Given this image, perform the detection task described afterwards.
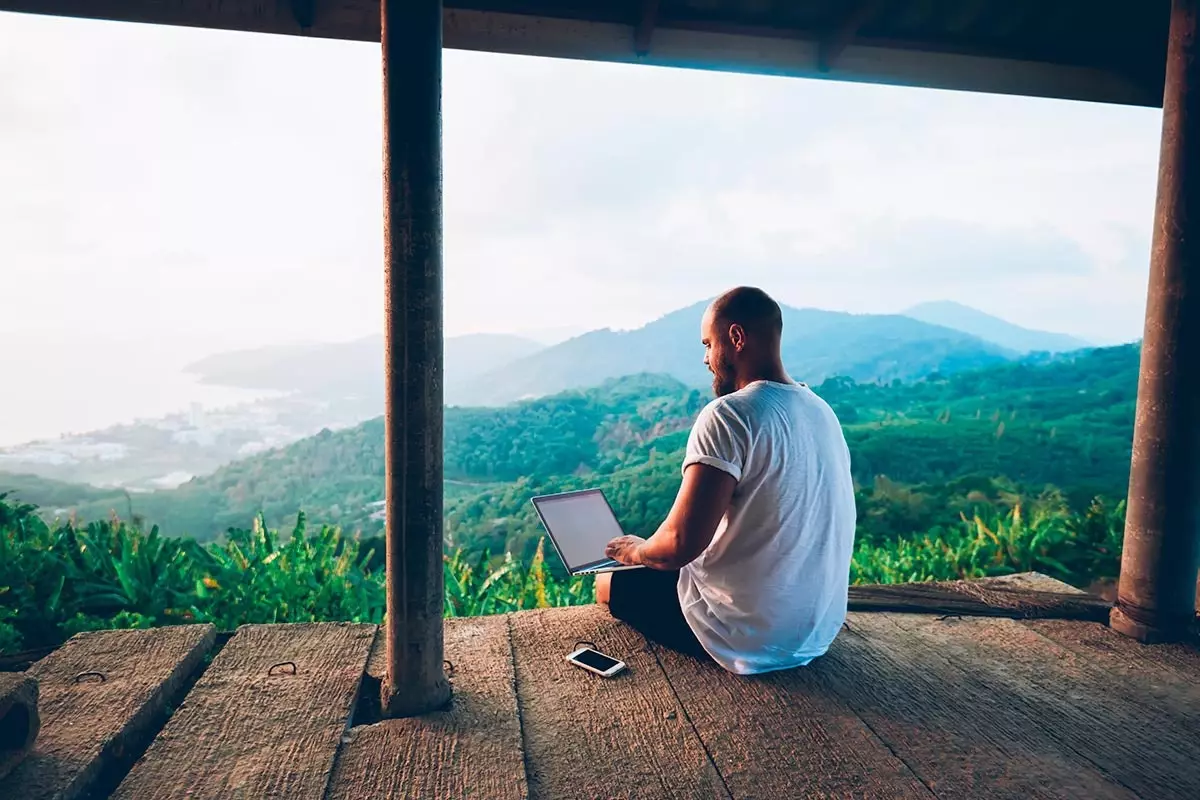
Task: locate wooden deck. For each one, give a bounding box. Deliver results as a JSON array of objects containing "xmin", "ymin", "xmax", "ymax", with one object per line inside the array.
[{"xmin": 2, "ymin": 573, "xmax": 1198, "ymax": 799}]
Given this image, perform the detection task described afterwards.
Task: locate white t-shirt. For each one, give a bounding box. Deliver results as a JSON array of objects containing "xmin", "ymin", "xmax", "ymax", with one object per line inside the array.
[{"xmin": 677, "ymin": 380, "xmax": 856, "ymax": 674}]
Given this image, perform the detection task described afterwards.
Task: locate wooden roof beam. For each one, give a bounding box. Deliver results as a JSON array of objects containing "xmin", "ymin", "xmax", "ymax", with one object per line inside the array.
[
  {"xmin": 818, "ymin": 0, "xmax": 883, "ymax": 73},
  {"xmin": 0, "ymin": 0, "xmax": 1160, "ymax": 107},
  {"xmin": 634, "ymin": 0, "xmax": 659, "ymax": 57},
  {"xmin": 290, "ymin": 0, "xmax": 315, "ymax": 31},
  {"xmin": 943, "ymin": 0, "xmax": 990, "ymax": 35}
]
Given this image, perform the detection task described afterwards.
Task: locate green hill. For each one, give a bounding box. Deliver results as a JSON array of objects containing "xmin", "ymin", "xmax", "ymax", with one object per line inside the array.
[
  {"xmin": 4, "ymin": 345, "xmax": 1138, "ymax": 558},
  {"xmin": 445, "ymin": 345, "xmax": 1138, "ymax": 564}
]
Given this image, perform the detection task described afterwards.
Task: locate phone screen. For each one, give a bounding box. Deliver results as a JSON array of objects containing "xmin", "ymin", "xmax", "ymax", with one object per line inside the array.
[{"xmin": 572, "ymin": 648, "xmax": 621, "ymax": 672}]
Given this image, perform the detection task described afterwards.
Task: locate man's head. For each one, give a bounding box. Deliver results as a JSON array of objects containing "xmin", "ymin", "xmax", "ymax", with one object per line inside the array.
[{"xmin": 702, "ymin": 287, "xmax": 784, "ymax": 397}]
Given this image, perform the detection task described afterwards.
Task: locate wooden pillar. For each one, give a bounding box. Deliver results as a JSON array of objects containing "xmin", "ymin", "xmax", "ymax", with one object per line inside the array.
[
  {"xmin": 1111, "ymin": 0, "xmax": 1200, "ymax": 643},
  {"xmin": 381, "ymin": 0, "xmax": 451, "ymax": 716}
]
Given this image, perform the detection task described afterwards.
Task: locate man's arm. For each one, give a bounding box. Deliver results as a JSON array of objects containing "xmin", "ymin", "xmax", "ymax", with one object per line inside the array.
[{"xmin": 605, "ymin": 462, "xmax": 736, "ymax": 570}]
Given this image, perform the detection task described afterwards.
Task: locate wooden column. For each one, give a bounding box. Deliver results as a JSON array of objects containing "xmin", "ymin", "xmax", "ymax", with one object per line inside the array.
[
  {"xmin": 381, "ymin": 0, "xmax": 451, "ymax": 716},
  {"xmin": 1112, "ymin": 0, "xmax": 1200, "ymax": 643}
]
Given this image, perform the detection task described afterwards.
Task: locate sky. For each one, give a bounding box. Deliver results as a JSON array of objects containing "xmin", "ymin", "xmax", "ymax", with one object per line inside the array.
[{"xmin": 0, "ymin": 11, "xmax": 1165, "ymax": 368}]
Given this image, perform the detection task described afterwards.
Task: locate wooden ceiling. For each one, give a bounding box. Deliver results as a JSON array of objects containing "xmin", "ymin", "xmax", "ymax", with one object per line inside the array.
[{"xmin": 0, "ymin": 1, "xmax": 1173, "ymax": 106}]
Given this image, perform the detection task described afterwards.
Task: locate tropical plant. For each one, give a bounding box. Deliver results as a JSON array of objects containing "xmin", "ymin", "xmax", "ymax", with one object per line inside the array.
[{"xmin": 1, "ymin": 491, "xmax": 1126, "ymax": 655}]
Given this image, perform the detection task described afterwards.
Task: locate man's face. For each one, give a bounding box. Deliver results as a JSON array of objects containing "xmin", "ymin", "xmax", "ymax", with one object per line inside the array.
[{"xmin": 701, "ymin": 309, "xmax": 737, "ymax": 397}]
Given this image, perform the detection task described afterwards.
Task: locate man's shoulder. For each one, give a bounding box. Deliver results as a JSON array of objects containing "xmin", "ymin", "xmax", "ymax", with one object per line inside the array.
[
  {"xmin": 698, "ymin": 395, "xmax": 748, "ymax": 423},
  {"xmin": 716, "ymin": 382, "xmax": 795, "ymax": 416},
  {"xmin": 690, "ymin": 397, "xmax": 754, "ymax": 443}
]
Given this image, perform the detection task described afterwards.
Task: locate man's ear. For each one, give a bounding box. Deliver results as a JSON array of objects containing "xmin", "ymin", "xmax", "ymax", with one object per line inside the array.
[{"xmin": 728, "ymin": 323, "xmax": 746, "ymax": 351}]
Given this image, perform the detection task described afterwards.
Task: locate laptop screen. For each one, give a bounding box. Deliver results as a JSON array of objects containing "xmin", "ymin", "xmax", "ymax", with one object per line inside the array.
[{"xmin": 532, "ymin": 490, "xmax": 626, "ymax": 571}]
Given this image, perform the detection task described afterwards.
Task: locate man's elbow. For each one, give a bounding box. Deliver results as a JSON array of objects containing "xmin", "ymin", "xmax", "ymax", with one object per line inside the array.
[
  {"xmin": 649, "ymin": 553, "xmax": 690, "ymax": 571},
  {"xmin": 651, "ymin": 529, "xmax": 706, "ymax": 570},
  {"xmin": 662, "ymin": 554, "xmax": 699, "ymax": 571}
]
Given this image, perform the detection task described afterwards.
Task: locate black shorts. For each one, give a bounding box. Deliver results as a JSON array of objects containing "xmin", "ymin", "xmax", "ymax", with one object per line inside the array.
[{"xmin": 607, "ymin": 567, "xmax": 711, "ymax": 660}]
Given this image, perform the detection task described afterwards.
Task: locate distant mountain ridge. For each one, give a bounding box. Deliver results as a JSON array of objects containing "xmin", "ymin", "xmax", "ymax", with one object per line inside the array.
[
  {"xmin": 903, "ymin": 301, "xmax": 1091, "ymax": 354},
  {"xmin": 461, "ymin": 301, "xmax": 1015, "ymax": 405},
  {"xmin": 185, "ymin": 299, "xmax": 1091, "ymax": 408}
]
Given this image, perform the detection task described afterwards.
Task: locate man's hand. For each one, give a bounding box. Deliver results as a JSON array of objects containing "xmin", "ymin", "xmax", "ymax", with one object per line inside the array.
[{"xmin": 605, "ymin": 535, "xmax": 648, "ymax": 566}]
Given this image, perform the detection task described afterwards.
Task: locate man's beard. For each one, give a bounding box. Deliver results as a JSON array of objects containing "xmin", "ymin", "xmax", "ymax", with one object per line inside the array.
[{"xmin": 711, "ymin": 359, "xmax": 737, "ymax": 397}]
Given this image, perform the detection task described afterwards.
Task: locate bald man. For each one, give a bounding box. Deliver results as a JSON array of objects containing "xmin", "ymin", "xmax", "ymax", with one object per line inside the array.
[{"xmin": 596, "ymin": 287, "xmax": 856, "ymax": 674}]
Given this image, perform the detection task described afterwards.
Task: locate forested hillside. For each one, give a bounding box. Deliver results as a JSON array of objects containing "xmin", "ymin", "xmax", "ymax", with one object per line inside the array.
[
  {"xmin": 5, "ymin": 345, "xmax": 1138, "ymax": 565},
  {"xmin": 442, "ymin": 345, "xmax": 1136, "ymax": 567}
]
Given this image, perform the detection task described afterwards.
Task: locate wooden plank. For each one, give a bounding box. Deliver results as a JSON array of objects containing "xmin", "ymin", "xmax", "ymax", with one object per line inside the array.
[
  {"xmin": 650, "ymin": 642, "xmax": 934, "ymax": 799},
  {"xmin": 980, "ymin": 572, "xmax": 1084, "ymax": 593},
  {"xmin": 0, "ymin": 673, "xmax": 39, "ymax": 781},
  {"xmin": 848, "ymin": 572, "xmax": 1111, "ymax": 621},
  {"xmin": 1023, "ymin": 617, "xmax": 1200, "ymax": 686},
  {"xmin": 885, "ymin": 613, "xmax": 1200, "ymax": 800},
  {"xmin": 0, "ymin": 625, "xmax": 216, "ymax": 800},
  {"xmin": 111, "ymin": 622, "xmax": 375, "ymax": 800},
  {"xmin": 327, "ymin": 615, "xmax": 526, "ymax": 800},
  {"xmin": 821, "ymin": 613, "xmax": 1137, "ymax": 799},
  {"xmin": 1004, "ymin": 571, "xmax": 1200, "ymax": 677},
  {"xmin": 509, "ymin": 605, "xmax": 730, "ymax": 800}
]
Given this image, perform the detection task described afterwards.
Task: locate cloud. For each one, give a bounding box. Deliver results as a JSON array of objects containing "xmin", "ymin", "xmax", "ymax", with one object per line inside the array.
[{"xmin": 0, "ymin": 10, "xmax": 1165, "ymax": 356}]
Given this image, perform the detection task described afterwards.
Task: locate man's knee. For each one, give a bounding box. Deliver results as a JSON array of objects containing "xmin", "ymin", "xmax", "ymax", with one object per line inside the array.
[{"xmin": 594, "ymin": 572, "xmax": 612, "ymax": 606}]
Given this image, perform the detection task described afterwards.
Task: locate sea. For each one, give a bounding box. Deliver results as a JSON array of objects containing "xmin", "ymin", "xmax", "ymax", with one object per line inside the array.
[{"xmin": 0, "ymin": 340, "xmax": 268, "ymax": 447}]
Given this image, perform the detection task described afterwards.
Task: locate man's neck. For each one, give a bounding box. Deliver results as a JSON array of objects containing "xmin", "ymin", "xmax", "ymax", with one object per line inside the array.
[{"xmin": 736, "ymin": 362, "xmax": 792, "ymax": 391}]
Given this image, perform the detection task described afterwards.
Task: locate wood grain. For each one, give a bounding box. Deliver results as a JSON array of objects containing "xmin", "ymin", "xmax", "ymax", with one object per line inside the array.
[
  {"xmin": 980, "ymin": 572, "xmax": 1084, "ymax": 593},
  {"xmin": 510, "ymin": 605, "xmax": 729, "ymax": 800},
  {"xmin": 887, "ymin": 613, "xmax": 1200, "ymax": 800},
  {"xmin": 0, "ymin": 625, "xmax": 215, "ymax": 800},
  {"xmin": 820, "ymin": 613, "xmax": 1137, "ymax": 799},
  {"xmin": 1025, "ymin": 617, "xmax": 1200, "ymax": 679},
  {"xmin": 111, "ymin": 622, "xmax": 375, "ymax": 800},
  {"xmin": 0, "ymin": 672, "xmax": 39, "ymax": 781},
  {"xmin": 327, "ymin": 615, "xmax": 526, "ymax": 800},
  {"xmin": 652, "ymin": 642, "xmax": 935, "ymax": 800}
]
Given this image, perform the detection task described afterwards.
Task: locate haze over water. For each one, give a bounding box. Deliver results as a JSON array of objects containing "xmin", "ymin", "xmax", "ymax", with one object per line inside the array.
[{"xmin": 0, "ymin": 340, "xmax": 268, "ymax": 447}]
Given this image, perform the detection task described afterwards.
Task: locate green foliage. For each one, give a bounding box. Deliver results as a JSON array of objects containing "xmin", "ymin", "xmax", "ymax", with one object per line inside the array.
[
  {"xmin": 444, "ymin": 539, "xmax": 593, "ymax": 617},
  {"xmin": 851, "ymin": 494, "xmax": 1124, "ymax": 586},
  {"xmin": 186, "ymin": 511, "xmax": 387, "ymax": 629},
  {"xmin": 0, "ymin": 495, "xmax": 387, "ymax": 652},
  {"xmin": 2, "ymin": 490, "xmax": 1125, "ymax": 655},
  {"xmin": 0, "ymin": 494, "xmax": 595, "ymax": 654}
]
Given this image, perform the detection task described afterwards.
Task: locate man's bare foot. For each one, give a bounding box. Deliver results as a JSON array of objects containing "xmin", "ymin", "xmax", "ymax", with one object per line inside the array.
[{"xmin": 594, "ymin": 572, "xmax": 612, "ymax": 605}]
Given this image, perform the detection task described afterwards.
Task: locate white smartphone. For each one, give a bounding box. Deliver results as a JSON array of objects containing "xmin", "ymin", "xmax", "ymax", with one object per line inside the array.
[{"xmin": 565, "ymin": 646, "xmax": 627, "ymax": 678}]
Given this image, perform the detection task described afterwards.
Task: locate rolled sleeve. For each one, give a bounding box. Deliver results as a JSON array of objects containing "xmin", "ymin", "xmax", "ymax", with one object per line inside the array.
[{"xmin": 682, "ymin": 400, "xmax": 749, "ymax": 482}]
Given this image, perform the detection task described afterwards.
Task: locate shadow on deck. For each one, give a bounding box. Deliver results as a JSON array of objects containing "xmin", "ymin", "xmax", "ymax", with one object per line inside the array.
[{"xmin": 2, "ymin": 573, "xmax": 1198, "ymax": 799}]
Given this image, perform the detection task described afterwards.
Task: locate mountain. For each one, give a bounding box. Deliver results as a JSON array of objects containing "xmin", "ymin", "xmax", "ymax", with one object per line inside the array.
[
  {"xmin": 457, "ymin": 301, "xmax": 1015, "ymax": 406},
  {"xmin": 183, "ymin": 302, "xmax": 1028, "ymax": 409},
  {"xmin": 902, "ymin": 301, "xmax": 1091, "ymax": 354},
  {"xmin": 185, "ymin": 333, "xmax": 544, "ymax": 401},
  {"xmin": 445, "ymin": 334, "xmax": 548, "ymax": 404}
]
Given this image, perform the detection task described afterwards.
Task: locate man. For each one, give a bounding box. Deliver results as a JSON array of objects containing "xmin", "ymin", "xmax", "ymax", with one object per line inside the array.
[{"xmin": 596, "ymin": 286, "xmax": 856, "ymax": 675}]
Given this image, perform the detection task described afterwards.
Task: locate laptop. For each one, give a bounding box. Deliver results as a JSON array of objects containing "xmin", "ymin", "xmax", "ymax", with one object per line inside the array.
[{"xmin": 531, "ymin": 488, "xmax": 646, "ymax": 576}]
